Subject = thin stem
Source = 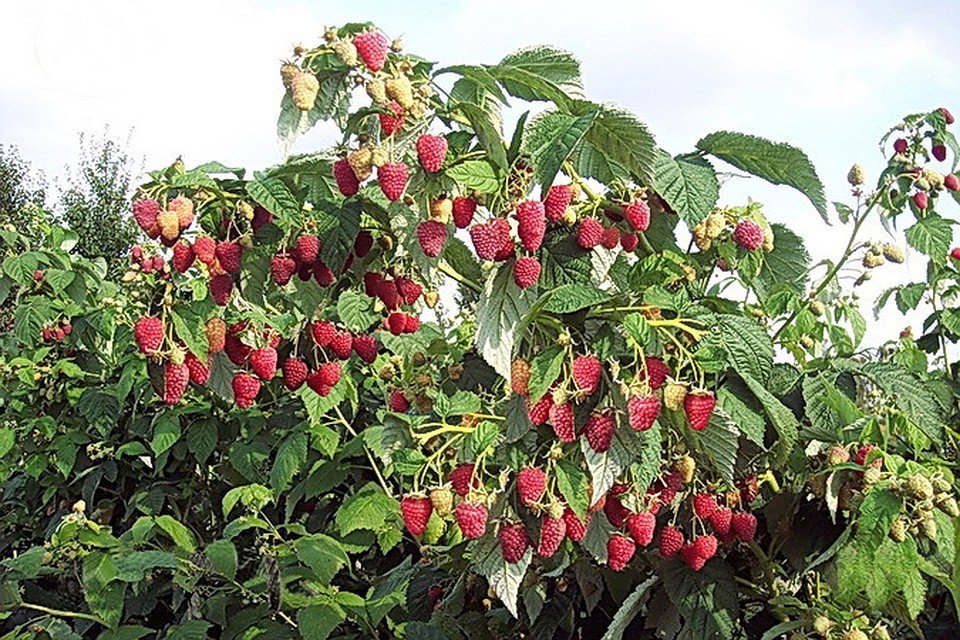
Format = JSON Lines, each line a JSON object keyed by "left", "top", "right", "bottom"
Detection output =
{"left": 334, "top": 405, "right": 393, "bottom": 498}
{"left": 438, "top": 260, "right": 481, "bottom": 293}
{"left": 13, "top": 602, "right": 108, "bottom": 626}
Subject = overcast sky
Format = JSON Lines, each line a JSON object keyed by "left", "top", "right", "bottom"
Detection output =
{"left": 2, "top": 0, "right": 958, "bottom": 346}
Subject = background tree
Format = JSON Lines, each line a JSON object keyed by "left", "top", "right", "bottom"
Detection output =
{"left": 0, "top": 144, "right": 46, "bottom": 243}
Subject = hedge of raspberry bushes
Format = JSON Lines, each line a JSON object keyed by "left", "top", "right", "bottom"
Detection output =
{"left": 1, "top": 21, "right": 960, "bottom": 640}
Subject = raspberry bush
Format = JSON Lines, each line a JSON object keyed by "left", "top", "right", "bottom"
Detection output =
{"left": 1, "top": 22, "right": 960, "bottom": 640}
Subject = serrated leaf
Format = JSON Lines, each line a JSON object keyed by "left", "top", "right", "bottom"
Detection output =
{"left": 623, "top": 313, "right": 650, "bottom": 348}
{"left": 600, "top": 577, "right": 658, "bottom": 640}
{"left": 572, "top": 102, "right": 657, "bottom": 185}
{"left": 445, "top": 159, "right": 501, "bottom": 193}
{"left": 476, "top": 264, "right": 536, "bottom": 380}
{"left": 697, "top": 130, "right": 827, "bottom": 221}
{"left": 556, "top": 459, "right": 589, "bottom": 521}
{"left": 205, "top": 540, "right": 237, "bottom": 580}
{"left": 150, "top": 414, "right": 180, "bottom": 457}
{"left": 653, "top": 150, "right": 719, "bottom": 225}
{"left": 693, "top": 408, "right": 740, "bottom": 484}
{"left": 742, "top": 373, "right": 798, "bottom": 462}
{"left": 295, "top": 534, "right": 349, "bottom": 584}
{"left": 661, "top": 559, "right": 738, "bottom": 640}
{"left": 542, "top": 283, "right": 608, "bottom": 314}
{"left": 523, "top": 109, "right": 597, "bottom": 188}
{"left": 491, "top": 46, "right": 583, "bottom": 105}
{"left": 315, "top": 200, "right": 361, "bottom": 271}
{"left": 476, "top": 535, "right": 532, "bottom": 618}
{"left": 701, "top": 314, "right": 774, "bottom": 382}
{"left": 335, "top": 483, "right": 398, "bottom": 536}
{"left": 246, "top": 174, "right": 300, "bottom": 227}
{"left": 336, "top": 290, "right": 379, "bottom": 332}
{"left": 860, "top": 362, "right": 945, "bottom": 445}
{"left": 155, "top": 515, "right": 196, "bottom": 553}
{"left": 581, "top": 428, "right": 642, "bottom": 505}
{"left": 270, "top": 430, "right": 308, "bottom": 492}
{"left": 755, "top": 223, "right": 811, "bottom": 298}
{"left": 717, "top": 387, "right": 765, "bottom": 446}
{"left": 905, "top": 214, "right": 953, "bottom": 263}
{"left": 458, "top": 103, "right": 508, "bottom": 170}
{"left": 527, "top": 346, "right": 564, "bottom": 404}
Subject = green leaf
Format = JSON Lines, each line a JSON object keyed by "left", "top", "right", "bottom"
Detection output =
{"left": 97, "top": 626, "right": 153, "bottom": 640}
{"left": 600, "top": 577, "right": 658, "bottom": 640}
{"left": 315, "top": 200, "right": 361, "bottom": 270}
{"left": 150, "top": 414, "right": 180, "bottom": 457}
{"left": 476, "top": 536, "right": 532, "bottom": 618}
{"left": 445, "top": 159, "right": 501, "bottom": 193}
{"left": 905, "top": 214, "right": 954, "bottom": 263}
{"left": 298, "top": 602, "right": 346, "bottom": 640}
{"left": 860, "top": 362, "right": 946, "bottom": 445}
{"left": 527, "top": 346, "right": 564, "bottom": 404}
{"left": 0, "top": 427, "right": 16, "bottom": 459}
{"left": 661, "top": 559, "right": 738, "bottom": 640}
{"left": 742, "top": 373, "right": 799, "bottom": 462}
{"left": 717, "top": 386, "right": 765, "bottom": 447}
{"left": 693, "top": 408, "right": 740, "bottom": 484}
{"left": 623, "top": 313, "right": 650, "bottom": 348}
{"left": 163, "top": 621, "right": 212, "bottom": 640}
{"left": 222, "top": 483, "right": 273, "bottom": 517}
{"left": 155, "top": 515, "right": 197, "bottom": 553}
{"left": 653, "top": 151, "right": 719, "bottom": 225}
{"left": 572, "top": 102, "right": 657, "bottom": 185}
{"left": 697, "top": 130, "right": 827, "bottom": 221}
{"left": 246, "top": 174, "right": 300, "bottom": 227}
{"left": 476, "top": 264, "right": 536, "bottom": 380}
{"left": 701, "top": 314, "right": 774, "bottom": 382}
{"left": 755, "top": 224, "right": 811, "bottom": 298}
{"left": 169, "top": 304, "right": 209, "bottom": 361}
{"left": 433, "top": 390, "right": 482, "bottom": 419}
{"left": 335, "top": 483, "right": 398, "bottom": 536}
{"left": 114, "top": 551, "right": 179, "bottom": 582}
{"left": 542, "top": 283, "right": 609, "bottom": 314}
{"left": 895, "top": 283, "right": 927, "bottom": 313}
{"left": 457, "top": 102, "right": 508, "bottom": 171}
{"left": 540, "top": 233, "right": 593, "bottom": 288}
{"left": 555, "top": 459, "right": 590, "bottom": 521}
{"left": 523, "top": 109, "right": 597, "bottom": 188}
{"left": 581, "top": 427, "right": 645, "bottom": 505}
{"left": 440, "top": 236, "right": 483, "bottom": 287}
{"left": 856, "top": 489, "right": 902, "bottom": 550}
{"left": 491, "top": 46, "right": 583, "bottom": 104}
{"left": 205, "top": 540, "right": 237, "bottom": 580}
{"left": 335, "top": 290, "right": 379, "bottom": 332}
{"left": 271, "top": 431, "right": 308, "bottom": 492}
{"left": 295, "top": 534, "right": 349, "bottom": 583}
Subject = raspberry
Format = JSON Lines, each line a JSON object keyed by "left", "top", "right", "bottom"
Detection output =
{"left": 604, "top": 492, "right": 630, "bottom": 528}
{"left": 572, "top": 355, "right": 602, "bottom": 395}
{"left": 933, "top": 144, "right": 948, "bottom": 162}
{"left": 542, "top": 184, "right": 572, "bottom": 222}
{"left": 693, "top": 493, "right": 718, "bottom": 519}
{"left": 512, "top": 256, "right": 541, "bottom": 289}
{"left": 270, "top": 254, "right": 297, "bottom": 285}
{"left": 620, "top": 232, "right": 638, "bottom": 252}
{"left": 249, "top": 347, "right": 278, "bottom": 381}
{"left": 376, "top": 278, "right": 400, "bottom": 310}
{"left": 311, "top": 321, "right": 335, "bottom": 347}
{"left": 333, "top": 159, "right": 360, "bottom": 197}
{"left": 708, "top": 506, "right": 732, "bottom": 536}
{"left": 516, "top": 467, "right": 547, "bottom": 506}
{"left": 584, "top": 410, "right": 616, "bottom": 453}
{"left": 396, "top": 276, "right": 422, "bottom": 305}
{"left": 232, "top": 372, "right": 261, "bottom": 409}
{"left": 940, "top": 107, "right": 956, "bottom": 125}
{"left": 945, "top": 174, "right": 959, "bottom": 191}
{"left": 624, "top": 200, "right": 651, "bottom": 232}
{"left": 549, "top": 401, "right": 576, "bottom": 443}
{"left": 132, "top": 199, "right": 161, "bottom": 238}
{"left": 577, "top": 217, "right": 603, "bottom": 249}
{"left": 292, "top": 235, "right": 321, "bottom": 265}
{"left": 157, "top": 210, "right": 180, "bottom": 242}
{"left": 510, "top": 358, "right": 530, "bottom": 395}
{"left": 658, "top": 525, "right": 685, "bottom": 558}
{"left": 400, "top": 495, "right": 433, "bottom": 537}
{"left": 684, "top": 390, "right": 715, "bottom": 431}
{"left": 537, "top": 516, "right": 566, "bottom": 557}
{"left": 306, "top": 370, "right": 331, "bottom": 397}
{"left": 172, "top": 241, "right": 195, "bottom": 273}
{"left": 449, "top": 463, "right": 478, "bottom": 496}
{"left": 913, "top": 191, "right": 930, "bottom": 210}
{"left": 191, "top": 236, "right": 215, "bottom": 265}
{"left": 499, "top": 522, "right": 531, "bottom": 563}
{"left": 353, "top": 230, "right": 373, "bottom": 257}
{"left": 290, "top": 71, "right": 320, "bottom": 111}
{"left": 607, "top": 534, "right": 636, "bottom": 572}
{"left": 515, "top": 200, "right": 546, "bottom": 252}
{"left": 389, "top": 389, "right": 410, "bottom": 412}
{"left": 379, "top": 101, "right": 405, "bottom": 138}
{"left": 215, "top": 241, "right": 243, "bottom": 273}
{"left": 184, "top": 352, "right": 209, "bottom": 385}
{"left": 354, "top": 31, "right": 389, "bottom": 72}
{"left": 626, "top": 511, "right": 656, "bottom": 547}
{"left": 601, "top": 226, "right": 620, "bottom": 249}
{"left": 206, "top": 318, "right": 226, "bottom": 353}
{"left": 386, "top": 75, "right": 414, "bottom": 109}
{"left": 416, "top": 135, "right": 448, "bottom": 173}
{"left": 163, "top": 362, "right": 190, "bottom": 404}
{"left": 386, "top": 313, "right": 407, "bottom": 336}
{"left": 693, "top": 534, "right": 718, "bottom": 562}
{"left": 562, "top": 507, "right": 587, "bottom": 542}
{"left": 731, "top": 511, "right": 757, "bottom": 542}
{"left": 416, "top": 220, "right": 448, "bottom": 257}
{"left": 732, "top": 220, "right": 764, "bottom": 251}
{"left": 638, "top": 357, "right": 670, "bottom": 391}
{"left": 318, "top": 362, "right": 341, "bottom": 387}
{"left": 282, "top": 357, "right": 308, "bottom": 391}
{"left": 134, "top": 316, "right": 164, "bottom": 354}
{"left": 455, "top": 502, "right": 488, "bottom": 539}
{"left": 329, "top": 331, "right": 354, "bottom": 360}
{"left": 430, "top": 487, "right": 454, "bottom": 517}
{"left": 893, "top": 138, "right": 909, "bottom": 154}
{"left": 679, "top": 543, "right": 706, "bottom": 571}
{"left": 378, "top": 162, "right": 408, "bottom": 201}
{"left": 628, "top": 394, "right": 661, "bottom": 431}
{"left": 252, "top": 206, "right": 272, "bottom": 232}
{"left": 493, "top": 234, "right": 516, "bottom": 261}
{"left": 469, "top": 218, "right": 511, "bottom": 261}
{"left": 951, "top": 247, "right": 960, "bottom": 261}
{"left": 352, "top": 334, "right": 378, "bottom": 363}
{"left": 452, "top": 196, "right": 478, "bottom": 229}
{"left": 527, "top": 393, "right": 553, "bottom": 425}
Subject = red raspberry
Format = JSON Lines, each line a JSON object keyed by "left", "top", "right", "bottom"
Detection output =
{"left": 601, "top": 226, "right": 620, "bottom": 249}
{"left": 576, "top": 217, "right": 603, "bottom": 249}
{"left": 708, "top": 506, "right": 732, "bottom": 536}
{"left": 493, "top": 234, "right": 516, "bottom": 261}
{"left": 184, "top": 352, "right": 209, "bottom": 385}
{"left": 292, "top": 235, "right": 321, "bottom": 265}
{"left": 933, "top": 144, "right": 948, "bottom": 162}
{"left": 542, "top": 184, "right": 572, "bottom": 222}
{"left": 853, "top": 444, "right": 876, "bottom": 466}
{"left": 395, "top": 277, "right": 422, "bottom": 305}
{"left": 376, "top": 278, "right": 400, "bottom": 310}
{"left": 572, "top": 355, "right": 602, "bottom": 395}
{"left": 416, "top": 134, "right": 448, "bottom": 173}
{"left": 282, "top": 357, "right": 308, "bottom": 391}
{"left": 311, "top": 321, "right": 335, "bottom": 347}
{"left": 449, "top": 463, "right": 478, "bottom": 496}
{"left": 516, "top": 467, "right": 547, "bottom": 506}
{"left": 389, "top": 389, "right": 410, "bottom": 412}
{"left": 621, "top": 232, "right": 638, "bottom": 252}
{"left": 318, "top": 361, "right": 342, "bottom": 387}
{"left": 693, "top": 493, "right": 718, "bottom": 519}
{"left": 549, "top": 401, "right": 575, "bottom": 443}
{"left": 893, "top": 138, "right": 909, "bottom": 154}
{"left": 951, "top": 247, "right": 960, "bottom": 261}
{"left": 515, "top": 200, "right": 546, "bottom": 252}
{"left": 353, "top": 230, "right": 373, "bottom": 257}
{"left": 563, "top": 507, "right": 588, "bottom": 542}
{"left": 584, "top": 410, "right": 616, "bottom": 453}
{"left": 513, "top": 256, "right": 541, "bottom": 289}
{"left": 193, "top": 236, "right": 216, "bottom": 265}
{"left": 416, "top": 220, "right": 448, "bottom": 257}
{"left": 454, "top": 502, "right": 488, "bottom": 539}
{"left": 386, "top": 313, "right": 407, "bottom": 336}
{"left": 604, "top": 491, "right": 630, "bottom": 528}
{"left": 313, "top": 261, "right": 335, "bottom": 287}
{"left": 639, "top": 356, "right": 670, "bottom": 390}
{"left": 940, "top": 107, "right": 955, "bottom": 124}
{"left": 249, "top": 347, "right": 278, "bottom": 381}
{"left": 694, "top": 534, "right": 719, "bottom": 562}
{"left": 607, "top": 534, "right": 636, "bottom": 571}
{"left": 352, "top": 334, "right": 378, "bottom": 363}
{"left": 172, "top": 241, "right": 195, "bottom": 273}
{"left": 306, "top": 370, "right": 331, "bottom": 397}
{"left": 469, "top": 218, "right": 511, "bottom": 261}
{"left": 499, "top": 522, "right": 531, "bottom": 563}
{"left": 132, "top": 198, "right": 161, "bottom": 238}
{"left": 628, "top": 394, "right": 661, "bottom": 431}
{"left": 163, "top": 362, "right": 190, "bottom": 404}
{"left": 329, "top": 331, "right": 354, "bottom": 360}
{"left": 232, "top": 372, "right": 261, "bottom": 409}
{"left": 224, "top": 334, "right": 250, "bottom": 366}
{"left": 403, "top": 312, "right": 420, "bottom": 334}
{"left": 215, "top": 241, "right": 243, "bottom": 273}
{"left": 732, "top": 220, "right": 764, "bottom": 251}
{"left": 537, "top": 516, "right": 566, "bottom": 558}
{"left": 134, "top": 316, "right": 164, "bottom": 353}
{"left": 452, "top": 196, "right": 477, "bottom": 229}
{"left": 378, "top": 162, "right": 408, "bottom": 201}
{"left": 401, "top": 495, "right": 433, "bottom": 536}
{"left": 271, "top": 254, "right": 297, "bottom": 285}
{"left": 363, "top": 271, "right": 383, "bottom": 297}
{"left": 945, "top": 174, "right": 959, "bottom": 191}
{"left": 624, "top": 200, "right": 651, "bottom": 232}
{"left": 354, "top": 31, "right": 389, "bottom": 72}
{"left": 626, "top": 511, "right": 656, "bottom": 547}
{"left": 527, "top": 393, "right": 553, "bottom": 425}
{"left": 684, "top": 390, "right": 715, "bottom": 431}
{"left": 731, "top": 511, "right": 757, "bottom": 542}
{"left": 209, "top": 274, "right": 233, "bottom": 307}
{"left": 379, "top": 101, "right": 405, "bottom": 138}
{"left": 333, "top": 159, "right": 360, "bottom": 197}
{"left": 913, "top": 191, "right": 928, "bottom": 210}
{"left": 252, "top": 205, "right": 272, "bottom": 232}
{"left": 658, "top": 525, "right": 685, "bottom": 558}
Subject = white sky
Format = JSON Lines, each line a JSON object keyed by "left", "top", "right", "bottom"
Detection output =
{"left": 1, "top": 0, "right": 958, "bottom": 347}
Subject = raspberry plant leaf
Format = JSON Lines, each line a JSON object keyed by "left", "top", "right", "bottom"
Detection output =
{"left": 652, "top": 150, "right": 720, "bottom": 225}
